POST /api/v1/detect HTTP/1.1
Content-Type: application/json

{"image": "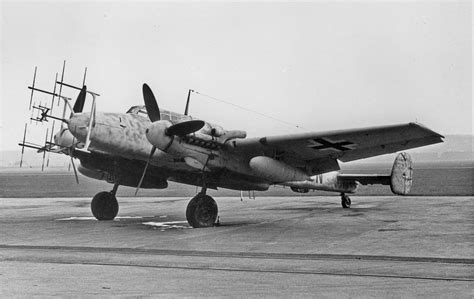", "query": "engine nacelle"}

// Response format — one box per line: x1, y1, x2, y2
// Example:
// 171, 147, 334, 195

54, 128, 76, 148
390, 152, 413, 195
